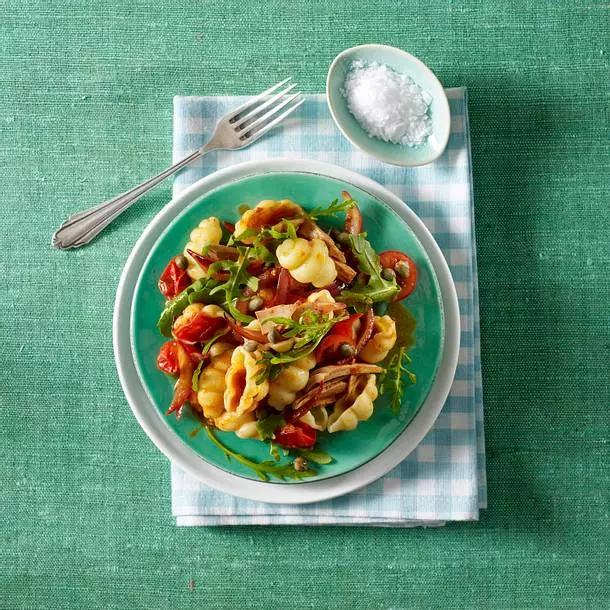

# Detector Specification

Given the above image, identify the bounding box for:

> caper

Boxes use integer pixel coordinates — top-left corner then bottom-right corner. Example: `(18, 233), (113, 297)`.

(243, 340), (258, 352)
(175, 254), (189, 270)
(336, 231), (351, 246)
(238, 204), (251, 215)
(268, 328), (283, 344)
(247, 296), (264, 312)
(300, 311), (315, 325)
(272, 338), (295, 353)
(381, 267), (396, 281)
(338, 343), (356, 359)
(395, 261), (410, 278)
(293, 456), (308, 472)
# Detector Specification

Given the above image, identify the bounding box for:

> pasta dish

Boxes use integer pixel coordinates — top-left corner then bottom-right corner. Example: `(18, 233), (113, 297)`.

(155, 193), (418, 479)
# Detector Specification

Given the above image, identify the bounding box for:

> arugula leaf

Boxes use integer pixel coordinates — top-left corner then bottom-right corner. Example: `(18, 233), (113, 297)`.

(201, 328), (230, 356)
(338, 234), (399, 305)
(234, 219), (298, 245)
(209, 249), (256, 323)
(291, 448), (333, 465)
(191, 360), (205, 392)
(251, 242), (276, 265)
(204, 428), (317, 481)
(157, 277), (221, 337)
(306, 197), (356, 221)
(256, 413), (285, 441)
(269, 442), (281, 461)
(255, 311), (347, 382)
(379, 346), (417, 415)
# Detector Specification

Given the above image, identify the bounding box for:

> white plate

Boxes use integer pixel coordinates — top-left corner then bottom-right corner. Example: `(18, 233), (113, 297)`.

(113, 158), (459, 504)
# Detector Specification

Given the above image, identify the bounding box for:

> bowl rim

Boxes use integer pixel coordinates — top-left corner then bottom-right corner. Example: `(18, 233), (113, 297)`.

(326, 43), (451, 167)
(113, 158), (460, 504)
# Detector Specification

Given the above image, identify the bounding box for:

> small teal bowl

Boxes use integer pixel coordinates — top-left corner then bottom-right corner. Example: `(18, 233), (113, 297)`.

(326, 44), (450, 167)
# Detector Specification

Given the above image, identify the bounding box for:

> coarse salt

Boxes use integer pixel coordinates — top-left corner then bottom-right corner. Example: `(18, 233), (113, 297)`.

(341, 60), (433, 147)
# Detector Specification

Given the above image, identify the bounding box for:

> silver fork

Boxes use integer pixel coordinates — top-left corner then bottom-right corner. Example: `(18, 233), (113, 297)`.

(52, 78), (304, 249)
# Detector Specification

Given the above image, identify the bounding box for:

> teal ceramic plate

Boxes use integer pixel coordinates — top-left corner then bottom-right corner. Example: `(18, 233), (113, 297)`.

(114, 159), (459, 504)
(327, 44), (450, 167)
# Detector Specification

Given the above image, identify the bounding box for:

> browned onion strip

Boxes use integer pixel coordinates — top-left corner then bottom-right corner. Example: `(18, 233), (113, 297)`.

(333, 259), (357, 283)
(292, 379), (348, 412)
(299, 219), (347, 263)
(205, 245), (240, 261)
(355, 308), (375, 355)
(289, 379), (348, 421)
(305, 363), (383, 390)
(224, 315), (267, 344)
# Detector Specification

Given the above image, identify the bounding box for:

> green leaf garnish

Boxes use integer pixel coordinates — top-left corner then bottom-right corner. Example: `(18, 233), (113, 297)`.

(255, 310), (347, 382)
(201, 328), (230, 356)
(191, 360), (205, 392)
(256, 413), (285, 441)
(338, 234), (399, 305)
(291, 448), (333, 465)
(269, 442), (282, 461)
(235, 219), (298, 246)
(157, 277), (221, 337)
(209, 248), (256, 323)
(306, 197), (356, 221)
(204, 428), (317, 481)
(379, 346), (417, 415)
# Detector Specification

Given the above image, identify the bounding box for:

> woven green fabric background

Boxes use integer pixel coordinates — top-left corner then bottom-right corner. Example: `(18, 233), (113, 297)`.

(1, 1), (608, 607)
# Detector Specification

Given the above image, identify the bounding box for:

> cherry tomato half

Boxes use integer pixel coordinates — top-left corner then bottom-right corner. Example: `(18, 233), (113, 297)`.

(173, 312), (225, 344)
(158, 258), (191, 299)
(379, 250), (418, 301)
(157, 341), (179, 375)
(316, 313), (361, 364)
(274, 421), (317, 449)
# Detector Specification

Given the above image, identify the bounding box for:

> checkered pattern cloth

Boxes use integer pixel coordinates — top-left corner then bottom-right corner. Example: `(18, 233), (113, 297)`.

(170, 90), (485, 526)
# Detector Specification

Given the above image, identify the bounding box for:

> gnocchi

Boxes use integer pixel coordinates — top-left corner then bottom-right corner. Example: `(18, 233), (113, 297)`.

(359, 315), (397, 363)
(184, 217), (223, 279)
(224, 346), (269, 416)
(276, 238), (337, 287)
(268, 354), (317, 410)
(327, 375), (379, 433)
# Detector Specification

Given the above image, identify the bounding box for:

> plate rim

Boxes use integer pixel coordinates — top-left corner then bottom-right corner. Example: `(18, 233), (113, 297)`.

(113, 158), (460, 504)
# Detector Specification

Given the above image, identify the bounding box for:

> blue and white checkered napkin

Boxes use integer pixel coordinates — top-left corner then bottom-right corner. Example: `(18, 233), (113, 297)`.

(170, 90), (485, 526)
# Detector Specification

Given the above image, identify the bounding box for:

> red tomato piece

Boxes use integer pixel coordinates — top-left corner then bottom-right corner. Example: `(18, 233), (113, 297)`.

(246, 260), (265, 276)
(379, 250), (418, 300)
(180, 341), (208, 363)
(173, 312), (225, 343)
(315, 313), (362, 364)
(158, 259), (191, 299)
(157, 341), (179, 375)
(257, 266), (281, 288)
(274, 421), (317, 449)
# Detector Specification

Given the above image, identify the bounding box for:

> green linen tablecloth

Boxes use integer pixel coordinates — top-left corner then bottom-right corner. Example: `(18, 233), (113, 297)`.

(1, 1), (608, 608)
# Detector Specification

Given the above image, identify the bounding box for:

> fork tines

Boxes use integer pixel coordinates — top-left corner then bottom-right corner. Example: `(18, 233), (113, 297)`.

(227, 77), (304, 142)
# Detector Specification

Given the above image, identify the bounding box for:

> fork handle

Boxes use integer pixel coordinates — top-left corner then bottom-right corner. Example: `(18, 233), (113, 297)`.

(52, 147), (210, 249)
